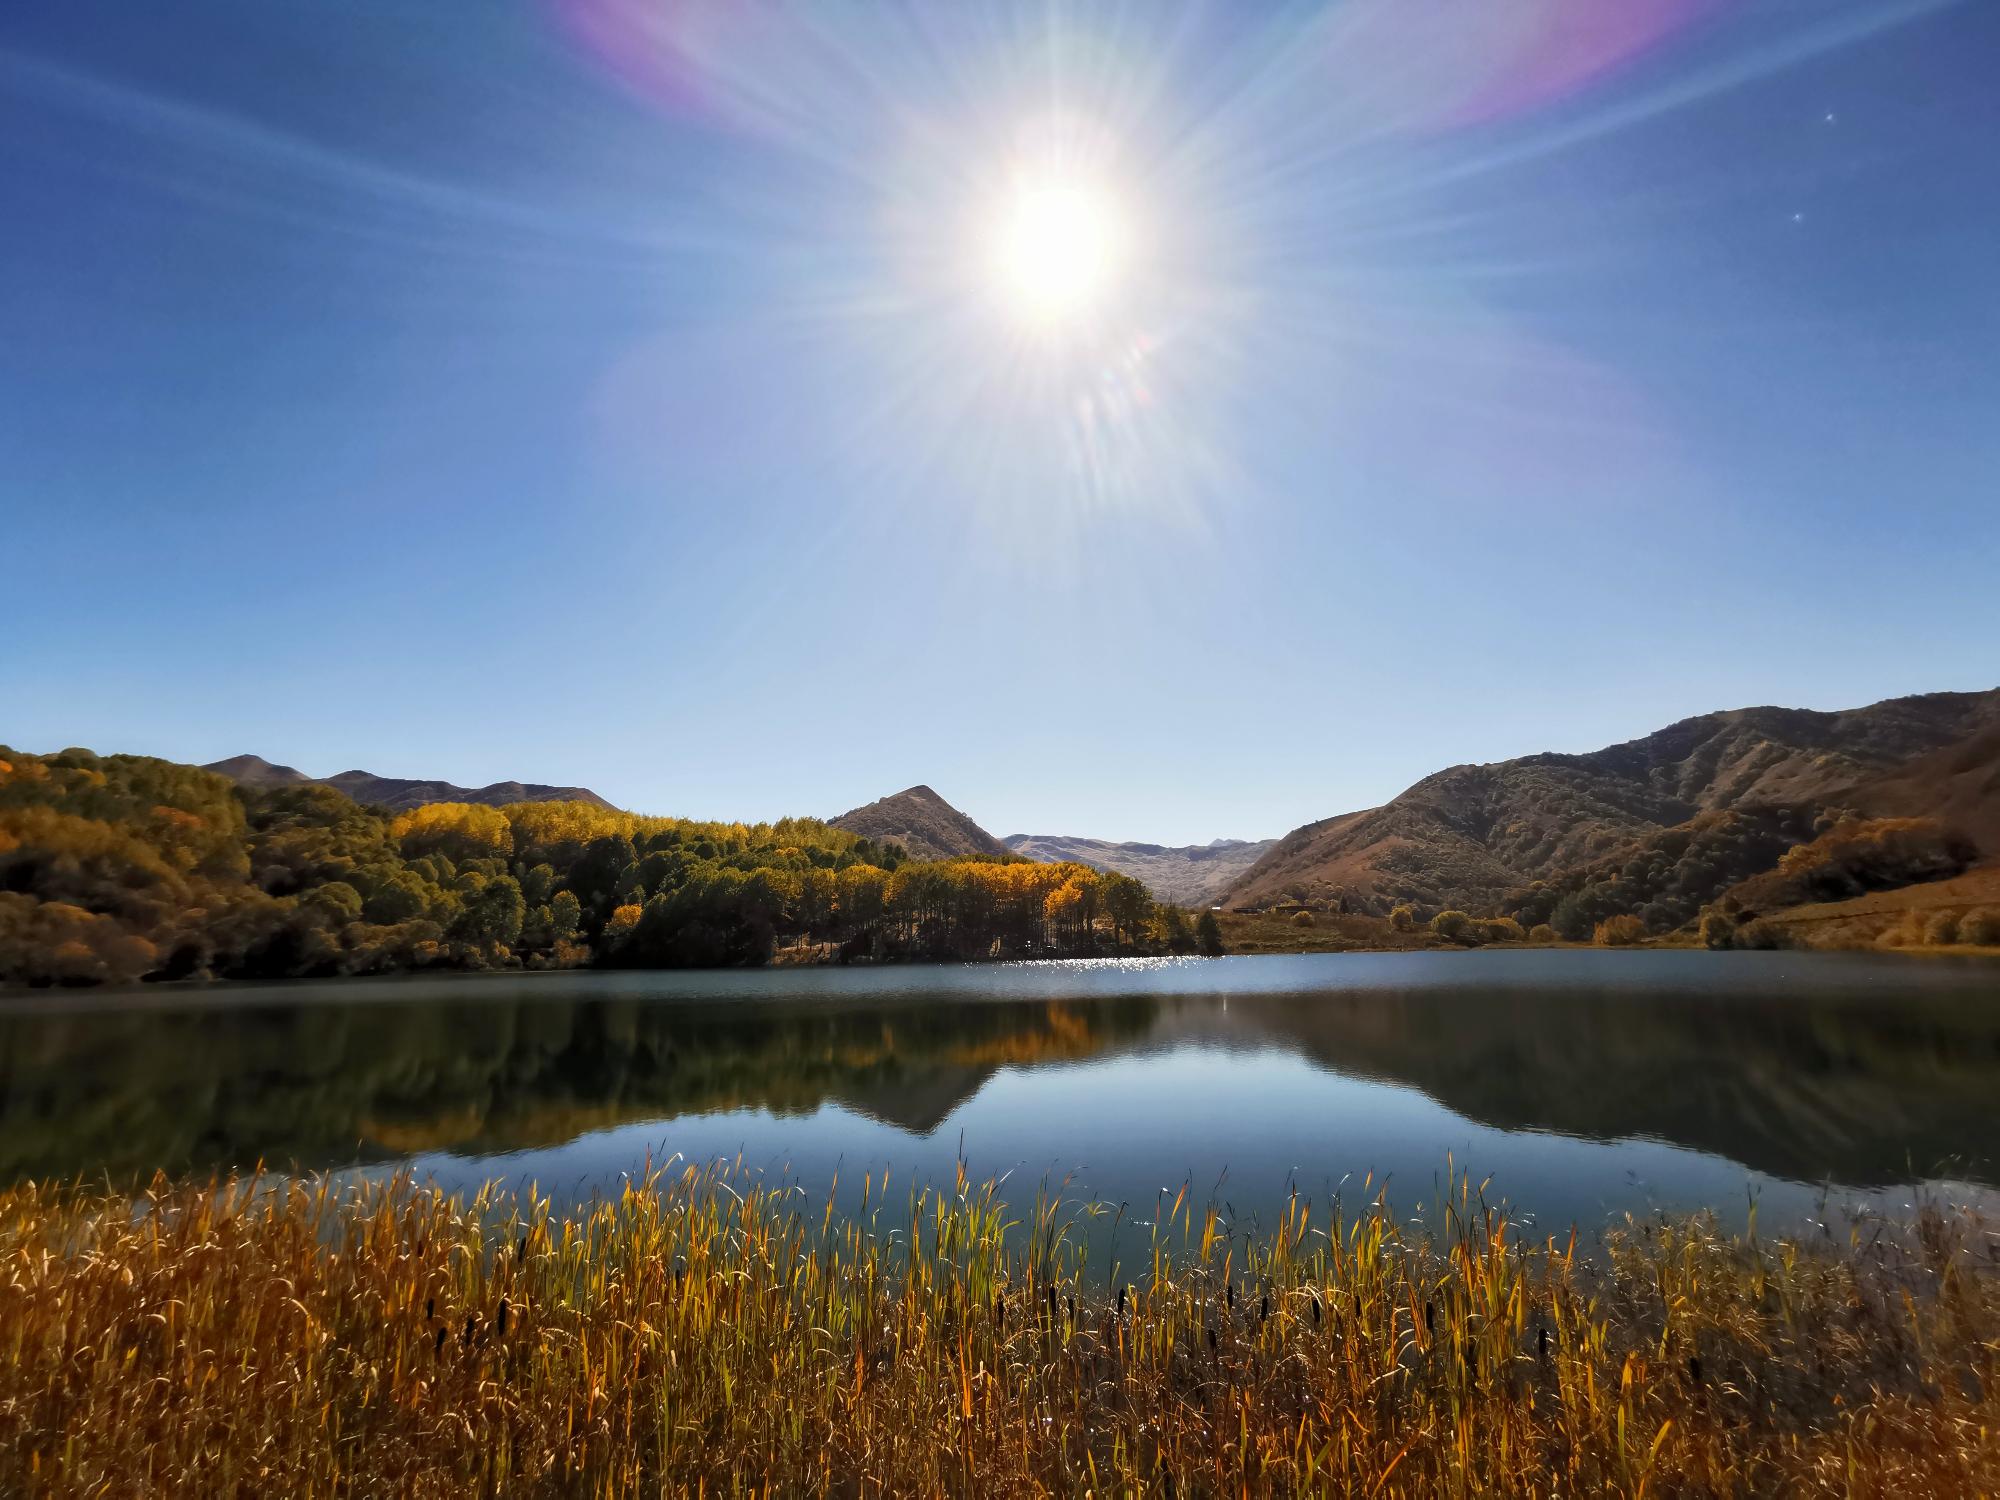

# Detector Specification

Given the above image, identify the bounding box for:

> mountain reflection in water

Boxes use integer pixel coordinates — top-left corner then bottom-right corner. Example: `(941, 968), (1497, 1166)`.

(2, 952), (1996, 1229)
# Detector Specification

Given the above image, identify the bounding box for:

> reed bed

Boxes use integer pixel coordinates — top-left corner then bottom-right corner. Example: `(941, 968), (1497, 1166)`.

(1, 1163), (1996, 1497)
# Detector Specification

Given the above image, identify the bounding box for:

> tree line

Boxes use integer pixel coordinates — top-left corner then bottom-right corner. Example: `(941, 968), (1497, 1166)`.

(0, 746), (1220, 986)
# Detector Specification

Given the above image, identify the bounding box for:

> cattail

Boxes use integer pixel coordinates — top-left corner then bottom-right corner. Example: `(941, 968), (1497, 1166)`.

(1118, 1285), (1128, 1317)
(1260, 1293), (1269, 1323)
(1065, 1294), (1075, 1327)
(1425, 1300), (1435, 1334)
(1226, 1281), (1235, 1310)
(463, 1313), (476, 1348)
(1538, 1326), (1548, 1361)
(1311, 1292), (1322, 1327)
(434, 1325), (447, 1356)
(994, 1293), (1004, 1329)
(1689, 1354), (1702, 1386)
(497, 1297), (509, 1336)
(517, 1234), (529, 1265)
(1047, 1285), (1056, 1323)
(424, 1296), (434, 1322)
(1206, 1327), (1218, 1354)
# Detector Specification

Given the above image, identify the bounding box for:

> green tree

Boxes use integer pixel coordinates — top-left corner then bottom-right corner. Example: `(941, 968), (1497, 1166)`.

(1549, 893), (1594, 943)
(362, 871), (428, 925)
(520, 903), (555, 948)
(549, 889), (582, 938)
(636, 849), (687, 895)
(570, 836), (637, 916)
(1099, 874), (1153, 946)
(1195, 909), (1224, 957)
(304, 881), (362, 922)
(453, 875), (525, 951)
(520, 863), (556, 907)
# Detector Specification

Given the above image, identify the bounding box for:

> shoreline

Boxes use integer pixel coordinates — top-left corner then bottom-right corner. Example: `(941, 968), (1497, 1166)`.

(6, 934), (2000, 1005)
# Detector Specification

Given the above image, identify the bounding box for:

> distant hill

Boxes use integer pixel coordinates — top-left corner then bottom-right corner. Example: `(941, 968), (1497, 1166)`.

(1224, 688), (2000, 913)
(203, 754), (614, 812)
(204, 753), (314, 790)
(829, 785), (1012, 862)
(1003, 834), (1275, 906)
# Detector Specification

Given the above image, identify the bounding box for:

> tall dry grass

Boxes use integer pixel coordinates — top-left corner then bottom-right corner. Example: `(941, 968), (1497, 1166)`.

(1, 1162), (1996, 1495)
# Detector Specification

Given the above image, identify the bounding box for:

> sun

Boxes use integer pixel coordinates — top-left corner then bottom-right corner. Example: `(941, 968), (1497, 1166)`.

(988, 173), (1129, 328)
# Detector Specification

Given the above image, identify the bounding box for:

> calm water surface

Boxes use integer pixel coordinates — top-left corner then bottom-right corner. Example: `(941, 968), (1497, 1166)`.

(4, 951), (1998, 1241)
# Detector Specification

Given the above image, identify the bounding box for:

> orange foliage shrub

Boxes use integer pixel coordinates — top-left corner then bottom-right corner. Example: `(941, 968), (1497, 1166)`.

(1593, 914), (1646, 947)
(1762, 818), (1975, 906)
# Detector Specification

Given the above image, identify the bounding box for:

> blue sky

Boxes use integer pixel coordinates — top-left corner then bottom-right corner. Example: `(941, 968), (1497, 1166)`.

(4, 0), (1996, 844)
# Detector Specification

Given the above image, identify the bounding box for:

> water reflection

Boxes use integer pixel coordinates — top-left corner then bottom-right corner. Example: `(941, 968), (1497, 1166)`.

(2, 952), (1996, 1231)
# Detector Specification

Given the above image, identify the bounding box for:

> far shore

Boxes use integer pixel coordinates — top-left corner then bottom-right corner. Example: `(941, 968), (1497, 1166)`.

(7, 929), (1999, 1007)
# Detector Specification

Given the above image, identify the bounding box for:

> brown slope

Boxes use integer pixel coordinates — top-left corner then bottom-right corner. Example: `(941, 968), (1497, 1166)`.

(1840, 724), (2000, 856)
(1224, 688), (2000, 913)
(204, 757), (613, 812)
(829, 785), (1011, 862)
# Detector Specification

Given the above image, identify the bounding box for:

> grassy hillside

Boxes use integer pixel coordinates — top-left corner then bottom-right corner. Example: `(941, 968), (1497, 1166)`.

(1728, 865), (2000, 952)
(1842, 724), (2000, 852)
(1225, 688), (2000, 914)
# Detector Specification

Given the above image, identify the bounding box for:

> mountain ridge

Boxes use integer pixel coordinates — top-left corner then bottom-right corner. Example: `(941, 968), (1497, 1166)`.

(1002, 833), (1276, 906)
(1223, 688), (2000, 913)
(203, 754), (614, 812)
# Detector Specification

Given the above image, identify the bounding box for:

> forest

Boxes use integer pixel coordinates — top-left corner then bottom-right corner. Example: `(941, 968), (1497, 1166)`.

(0, 746), (1218, 987)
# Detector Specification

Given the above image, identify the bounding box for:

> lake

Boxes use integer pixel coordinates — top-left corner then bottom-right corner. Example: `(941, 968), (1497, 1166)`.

(4, 950), (1997, 1247)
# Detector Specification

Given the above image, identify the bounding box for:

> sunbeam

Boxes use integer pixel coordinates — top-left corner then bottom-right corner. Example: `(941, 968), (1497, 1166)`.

(535, 0), (1953, 576)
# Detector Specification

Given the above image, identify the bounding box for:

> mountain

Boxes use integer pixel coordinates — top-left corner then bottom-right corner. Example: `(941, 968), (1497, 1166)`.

(1223, 688), (2000, 913)
(1842, 724), (2000, 855)
(829, 785), (1012, 862)
(1002, 834), (1276, 906)
(203, 753), (313, 789)
(203, 754), (613, 812)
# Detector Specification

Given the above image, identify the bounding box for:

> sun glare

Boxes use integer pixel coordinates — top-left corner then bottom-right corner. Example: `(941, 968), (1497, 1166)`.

(989, 174), (1129, 328)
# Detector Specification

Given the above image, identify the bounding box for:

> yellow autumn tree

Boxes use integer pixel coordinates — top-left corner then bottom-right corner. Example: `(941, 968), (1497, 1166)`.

(391, 803), (511, 863)
(837, 864), (888, 929)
